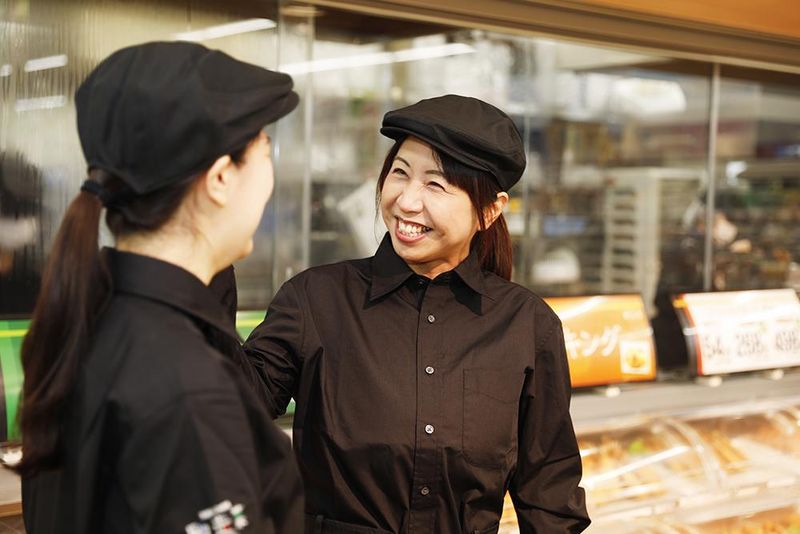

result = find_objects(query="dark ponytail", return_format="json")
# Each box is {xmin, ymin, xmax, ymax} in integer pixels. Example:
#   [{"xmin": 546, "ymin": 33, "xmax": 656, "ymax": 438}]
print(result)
[
  {"xmin": 376, "ymin": 139, "xmax": 514, "ymax": 280},
  {"xmin": 470, "ymin": 210, "xmax": 513, "ymax": 281},
  {"xmin": 17, "ymin": 191, "xmax": 109, "ymax": 476}
]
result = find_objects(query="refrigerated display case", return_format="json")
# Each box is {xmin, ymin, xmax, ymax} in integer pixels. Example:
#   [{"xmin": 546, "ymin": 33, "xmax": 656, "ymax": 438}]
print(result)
[
  {"xmin": 499, "ymin": 393, "xmax": 800, "ymax": 533},
  {"xmin": 577, "ymin": 418, "xmax": 713, "ymax": 518},
  {"xmin": 681, "ymin": 404, "xmax": 800, "ymax": 489}
]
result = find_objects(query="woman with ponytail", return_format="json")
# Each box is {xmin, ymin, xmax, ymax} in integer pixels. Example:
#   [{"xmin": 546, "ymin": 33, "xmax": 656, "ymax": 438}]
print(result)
[
  {"xmin": 241, "ymin": 95, "xmax": 590, "ymax": 533},
  {"xmin": 19, "ymin": 42, "xmax": 303, "ymax": 534}
]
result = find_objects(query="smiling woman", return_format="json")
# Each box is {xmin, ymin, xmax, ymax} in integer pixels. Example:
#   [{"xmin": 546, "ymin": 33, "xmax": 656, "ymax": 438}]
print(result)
[{"xmin": 241, "ymin": 94, "xmax": 590, "ymax": 534}]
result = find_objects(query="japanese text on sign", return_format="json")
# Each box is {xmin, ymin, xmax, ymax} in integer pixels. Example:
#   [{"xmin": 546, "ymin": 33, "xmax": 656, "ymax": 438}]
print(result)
[{"xmin": 546, "ymin": 295, "xmax": 656, "ymax": 387}]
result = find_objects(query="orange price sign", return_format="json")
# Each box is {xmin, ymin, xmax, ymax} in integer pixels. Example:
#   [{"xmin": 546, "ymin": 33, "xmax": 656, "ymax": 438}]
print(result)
[{"xmin": 545, "ymin": 295, "xmax": 656, "ymax": 387}]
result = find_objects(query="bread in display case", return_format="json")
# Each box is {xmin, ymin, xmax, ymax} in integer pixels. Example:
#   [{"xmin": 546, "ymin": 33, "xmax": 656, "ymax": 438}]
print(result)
[
  {"xmin": 497, "ymin": 417, "xmax": 714, "ymax": 531},
  {"xmin": 674, "ymin": 402, "xmax": 800, "ymax": 491},
  {"xmin": 577, "ymin": 420, "xmax": 711, "ymax": 515}
]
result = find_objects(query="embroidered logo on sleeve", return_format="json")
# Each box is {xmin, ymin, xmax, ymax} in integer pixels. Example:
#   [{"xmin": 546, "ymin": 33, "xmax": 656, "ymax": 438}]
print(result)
[{"xmin": 185, "ymin": 500, "xmax": 249, "ymax": 533}]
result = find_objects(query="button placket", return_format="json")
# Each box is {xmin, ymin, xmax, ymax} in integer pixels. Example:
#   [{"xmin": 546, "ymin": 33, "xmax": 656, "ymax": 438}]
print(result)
[{"xmin": 410, "ymin": 290, "xmax": 443, "ymax": 524}]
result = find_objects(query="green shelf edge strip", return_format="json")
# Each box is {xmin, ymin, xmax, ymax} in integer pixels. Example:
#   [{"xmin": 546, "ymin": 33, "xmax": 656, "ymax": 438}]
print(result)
[{"xmin": 0, "ymin": 320, "xmax": 27, "ymax": 441}]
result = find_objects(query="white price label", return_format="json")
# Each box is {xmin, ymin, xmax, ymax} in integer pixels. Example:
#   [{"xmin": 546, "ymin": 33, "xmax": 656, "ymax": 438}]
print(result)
[{"xmin": 679, "ymin": 289, "xmax": 800, "ymax": 375}]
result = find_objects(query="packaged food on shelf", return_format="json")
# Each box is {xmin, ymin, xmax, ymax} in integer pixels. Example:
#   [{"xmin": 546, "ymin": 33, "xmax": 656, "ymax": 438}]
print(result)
[
  {"xmin": 577, "ymin": 420, "xmax": 710, "ymax": 516},
  {"xmin": 675, "ymin": 403, "xmax": 800, "ymax": 489}
]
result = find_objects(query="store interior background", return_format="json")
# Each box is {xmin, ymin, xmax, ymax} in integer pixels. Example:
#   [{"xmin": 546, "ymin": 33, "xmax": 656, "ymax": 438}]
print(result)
[{"xmin": 2, "ymin": 0, "xmax": 800, "ymax": 531}]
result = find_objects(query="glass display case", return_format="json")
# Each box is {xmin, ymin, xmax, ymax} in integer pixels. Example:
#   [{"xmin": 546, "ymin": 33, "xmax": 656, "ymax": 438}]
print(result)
[
  {"xmin": 578, "ymin": 419, "xmax": 712, "ymax": 518},
  {"xmin": 498, "ymin": 396, "xmax": 800, "ymax": 532},
  {"xmin": 678, "ymin": 404, "xmax": 800, "ymax": 490}
]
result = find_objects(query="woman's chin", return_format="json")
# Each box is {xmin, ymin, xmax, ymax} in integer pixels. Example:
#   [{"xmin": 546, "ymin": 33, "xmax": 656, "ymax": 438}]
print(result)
[
  {"xmin": 230, "ymin": 239, "xmax": 254, "ymax": 263},
  {"xmin": 394, "ymin": 246, "xmax": 431, "ymax": 268}
]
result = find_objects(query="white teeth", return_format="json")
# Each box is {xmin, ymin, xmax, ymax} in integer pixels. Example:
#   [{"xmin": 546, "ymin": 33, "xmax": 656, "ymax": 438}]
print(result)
[{"xmin": 398, "ymin": 220, "xmax": 430, "ymax": 236}]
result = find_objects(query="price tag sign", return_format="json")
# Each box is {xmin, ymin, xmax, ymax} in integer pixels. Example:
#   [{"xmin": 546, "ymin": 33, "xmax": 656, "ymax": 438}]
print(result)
[
  {"xmin": 673, "ymin": 289, "xmax": 800, "ymax": 375},
  {"xmin": 545, "ymin": 295, "xmax": 657, "ymax": 387}
]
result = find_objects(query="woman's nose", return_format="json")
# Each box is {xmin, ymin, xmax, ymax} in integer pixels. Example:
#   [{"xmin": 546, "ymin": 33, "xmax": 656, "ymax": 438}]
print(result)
[{"xmin": 396, "ymin": 184, "xmax": 423, "ymax": 213}]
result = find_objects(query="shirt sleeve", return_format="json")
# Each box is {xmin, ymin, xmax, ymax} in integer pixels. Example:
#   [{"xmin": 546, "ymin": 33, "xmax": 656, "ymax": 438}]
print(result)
[
  {"xmin": 118, "ymin": 389, "xmax": 304, "ymax": 534},
  {"xmin": 242, "ymin": 280, "xmax": 306, "ymax": 419},
  {"xmin": 510, "ymin": 312, "xmax": 591, "ymax": 533}
]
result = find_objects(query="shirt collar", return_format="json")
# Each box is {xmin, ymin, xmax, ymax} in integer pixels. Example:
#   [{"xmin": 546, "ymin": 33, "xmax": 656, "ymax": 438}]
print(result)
[
  {"xmin": 369, "ymin": 233, "xmax": 491, "ymax": 301},
  {"xmin": 452, "ymin": 245, "xmax": 491, "ymax": 299},
  {"xmin": 105, "ymin": 248, "xmax": 240, "ymax": 342},
  {"xmin": 369, "ymin": 234, "xmax": 416, "ymax": 301}
]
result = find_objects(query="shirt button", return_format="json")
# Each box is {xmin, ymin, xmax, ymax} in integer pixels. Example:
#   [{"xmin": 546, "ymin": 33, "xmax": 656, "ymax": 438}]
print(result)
[
  {"xmin": 425, "ymin": 366, "xmax": 435, "ymax": 375},
  {"xmin": 420, "ymin": 486, "xmax": 430, "ymax": 496},
  {"xmin": 425, "ymin": 424, "xmax": 434, "ymax": 434},
  {"xmin": 427, "ymin": 314, "xmax": 436, "ymax": 323}
]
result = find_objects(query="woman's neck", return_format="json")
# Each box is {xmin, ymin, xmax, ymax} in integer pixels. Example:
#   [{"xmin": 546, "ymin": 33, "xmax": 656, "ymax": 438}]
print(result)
[{"xmin": 115, "ymin": 231, "xmax": 217, "ymax": 285}]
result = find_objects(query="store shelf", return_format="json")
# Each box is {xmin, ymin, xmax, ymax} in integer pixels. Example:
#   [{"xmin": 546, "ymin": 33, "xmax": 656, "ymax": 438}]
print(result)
[{"xmin": 570, "ymin": 369, "xmax": 800, "ymax": 427}]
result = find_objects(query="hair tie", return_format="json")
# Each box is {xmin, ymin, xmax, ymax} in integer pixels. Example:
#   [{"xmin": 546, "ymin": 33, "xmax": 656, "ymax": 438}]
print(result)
[{"xmin": 80, "ymin": 179, "xmax": 113, "ymax": 206}]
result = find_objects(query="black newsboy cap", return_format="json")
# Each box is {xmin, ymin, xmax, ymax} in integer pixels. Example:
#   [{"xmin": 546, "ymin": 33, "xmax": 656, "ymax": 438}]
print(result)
[
  {"xmin": 76, "ymin": 41, "xmax": 298, "ymax": 194},
  {"xmin": 380, "ymin": 94, "xmax": 525, "ymax": 191}
]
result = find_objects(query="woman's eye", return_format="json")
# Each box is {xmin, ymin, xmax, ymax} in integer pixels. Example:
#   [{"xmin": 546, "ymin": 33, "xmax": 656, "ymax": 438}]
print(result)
[
  {"xmin": 427, "ymin": 181, "xmax": 445, "ymax": 191},
  {"xmin": 391, "ymin": 167, "xmax": 407, "ymax": 175}
]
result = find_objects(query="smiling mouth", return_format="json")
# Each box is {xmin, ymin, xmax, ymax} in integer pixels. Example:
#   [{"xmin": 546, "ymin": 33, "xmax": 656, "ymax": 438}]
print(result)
[{"xmin": 396, "ymin": 218, "xmax": 431, "ymax": 238}]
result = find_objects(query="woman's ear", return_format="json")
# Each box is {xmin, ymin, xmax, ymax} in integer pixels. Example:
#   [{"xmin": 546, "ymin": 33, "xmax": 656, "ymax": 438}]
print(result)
[
  {"xmin": 483, "ymin": 192, "xmax": 509, "ymax": 228},
  {"xmin": 202, "ymin": 154, "xmax": 234, "ymax": 207}
]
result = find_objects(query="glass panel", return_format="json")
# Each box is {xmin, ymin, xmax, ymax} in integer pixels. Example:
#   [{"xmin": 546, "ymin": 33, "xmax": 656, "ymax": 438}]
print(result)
[
  {"xmin": 0, "ymin": 0, "xmax": 281, "ymax": 316},
  {"xmin": 577, "ymin": 420, "xmax": 710, "ymax": 517},
  {"xmin": 713, "ymin": 67, "xmax": 800, "ymax": 292},
  {"xmin": 521, "ymin": 49, "xmax": 710, "ymax": 319},
  {"xmin": 680, "ymin": 408, "xmax": 800, "ymax": 488}
]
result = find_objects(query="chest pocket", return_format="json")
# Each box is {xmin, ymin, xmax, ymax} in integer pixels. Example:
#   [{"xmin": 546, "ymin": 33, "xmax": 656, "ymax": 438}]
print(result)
[{"xmin": 462, "ymin": 368, "xmax": 525, "ymax": 467}]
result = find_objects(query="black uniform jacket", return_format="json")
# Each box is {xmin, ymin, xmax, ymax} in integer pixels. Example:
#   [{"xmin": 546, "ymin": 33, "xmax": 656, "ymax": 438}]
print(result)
[
  {"xmin": 242, "ymin": 235, "xmax": 589, "ymax": 534},
  {"xmin": 22, "ymin": 249, "xmax": 304, "ymax": 534}
]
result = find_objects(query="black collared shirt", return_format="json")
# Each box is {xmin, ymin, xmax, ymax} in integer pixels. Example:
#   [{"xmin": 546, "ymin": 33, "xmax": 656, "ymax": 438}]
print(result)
[
  {"xmin": 243, "ymin": 235, "xmax": 589, "ymax": 534},
  {"xmin": 22, "ymin": 249, "xmax": 303, "ymax": 534}
]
